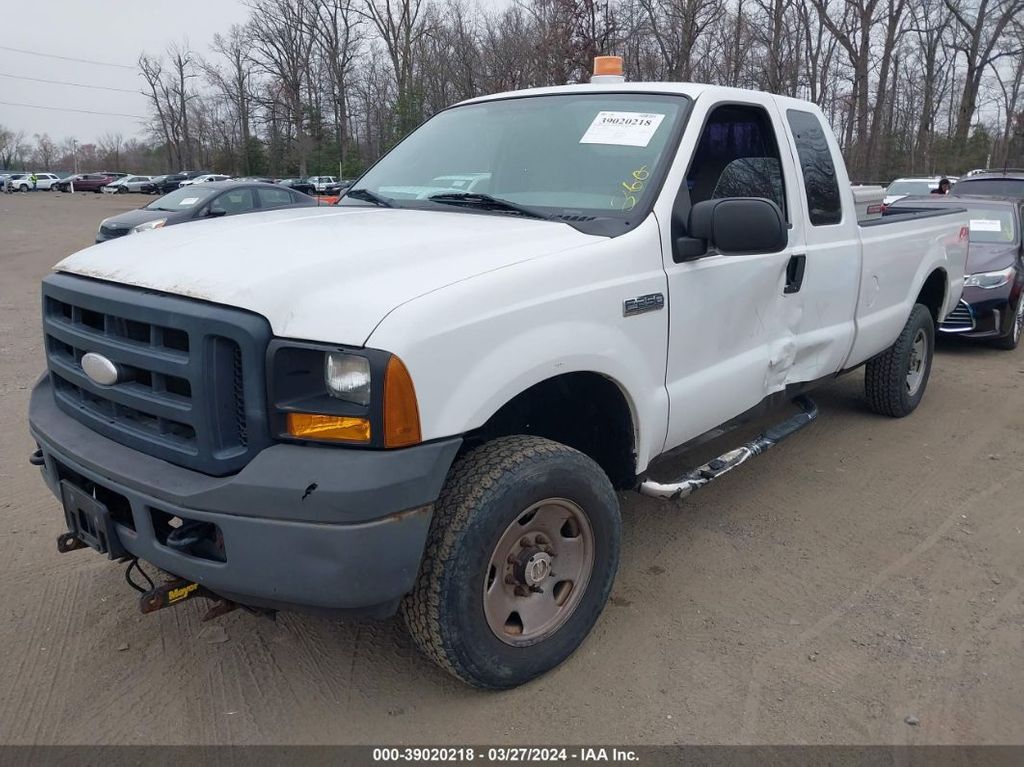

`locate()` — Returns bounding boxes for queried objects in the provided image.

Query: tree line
[5,0,1024,182]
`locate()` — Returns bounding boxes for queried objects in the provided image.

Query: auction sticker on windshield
[969,219,1002,232]
[580,111,666,147]
[179,197,199,206]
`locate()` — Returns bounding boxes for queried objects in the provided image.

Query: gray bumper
[29,376,462,615]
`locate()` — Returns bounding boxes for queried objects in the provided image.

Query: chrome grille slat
[940,299,974,332]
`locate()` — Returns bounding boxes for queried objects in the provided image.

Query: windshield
[953,178,1024,198]
[146,186,217,211]
[887,180,934,196]
[346,93,690,228]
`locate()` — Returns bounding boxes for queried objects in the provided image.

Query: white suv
[308,176,337,193]
[11,173,61,191]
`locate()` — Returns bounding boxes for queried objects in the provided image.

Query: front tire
[865,303,935,417]
[403,436,621,689]
[992,296,1023,350]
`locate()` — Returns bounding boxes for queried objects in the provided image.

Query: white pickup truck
[29,68,968,689]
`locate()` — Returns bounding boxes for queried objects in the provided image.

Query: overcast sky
[1,1,253,144]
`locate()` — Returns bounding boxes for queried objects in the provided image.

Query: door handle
[784,254,806,294]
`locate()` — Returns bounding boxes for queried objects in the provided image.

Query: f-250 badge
[623,293,665,316]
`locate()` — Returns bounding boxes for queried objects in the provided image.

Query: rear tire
[403,435,621,689]
[865,303,935,417]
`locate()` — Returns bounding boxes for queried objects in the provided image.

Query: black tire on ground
[403,435,621,689]
[991,295,1024,350]
[864,303,935,417]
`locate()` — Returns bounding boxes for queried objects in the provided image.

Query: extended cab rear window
[786,109,842,226]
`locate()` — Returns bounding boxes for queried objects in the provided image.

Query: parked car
[4,173,29,190]
[53,173,115,193]
[141,174,187,195]
[323,179,354,195]
[277,177,316,195]
[235,176,276,184]
[883,176,953,205]
[95,181,317,242]
[179,173,231,187]
[890,195,1024,349]
[307,175,337,193]
[30,66,968,690]
[952,169,1024,200]
[101,175,153,194]
[7,172,62,191]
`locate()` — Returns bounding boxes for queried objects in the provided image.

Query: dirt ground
[0,191,1021,746]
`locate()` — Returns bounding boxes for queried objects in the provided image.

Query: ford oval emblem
[81,352,120,386]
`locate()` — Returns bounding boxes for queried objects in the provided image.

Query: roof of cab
[458,81,713,107]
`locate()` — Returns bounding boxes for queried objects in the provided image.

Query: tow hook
[137,577,240,622]
[29,448,45,467]
[56,532,88,553]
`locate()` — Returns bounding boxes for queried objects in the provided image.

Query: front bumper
[939,284,1021,339]
[29,376,461,616]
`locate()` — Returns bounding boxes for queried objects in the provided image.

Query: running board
[638,395,818,500]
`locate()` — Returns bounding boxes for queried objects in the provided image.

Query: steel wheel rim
[483,498,595,647]
[906,328,928,396]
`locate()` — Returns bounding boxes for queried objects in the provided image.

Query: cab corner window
[686,104,787,219]
[786,109,842,226]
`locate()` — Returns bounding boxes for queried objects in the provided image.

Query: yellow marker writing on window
[620,165,649,211]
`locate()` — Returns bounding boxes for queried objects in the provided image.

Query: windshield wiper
[345,188,394,208]
[427,193,550,221]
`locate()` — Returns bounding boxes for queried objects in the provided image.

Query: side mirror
[674,198,787,261]
[206,206,227,218]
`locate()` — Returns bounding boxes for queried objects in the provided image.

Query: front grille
[940,299,975,332]
[99,224,130,240]
[42,273,272,476]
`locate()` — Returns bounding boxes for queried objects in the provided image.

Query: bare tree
[363,0,430,136]
[944,0,1024,151]
[32,133,57,170]
[247,0,319,175]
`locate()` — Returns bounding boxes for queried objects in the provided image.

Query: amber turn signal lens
[384,355,421,448]
[593,55,624,77]
[287,412,371,443]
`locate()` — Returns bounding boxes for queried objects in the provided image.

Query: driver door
[660,97,807,451]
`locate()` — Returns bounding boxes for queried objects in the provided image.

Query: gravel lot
[1,191,1021,745]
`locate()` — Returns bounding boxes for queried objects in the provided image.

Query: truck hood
[56,206,601,344]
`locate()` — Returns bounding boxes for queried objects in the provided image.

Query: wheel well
[916,269,947,323]
[467,373,637,489]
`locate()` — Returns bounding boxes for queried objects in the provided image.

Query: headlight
[269,342,420,448]
[132,219,166,233]
[964,266,1015,289]
[325,352,371,405]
